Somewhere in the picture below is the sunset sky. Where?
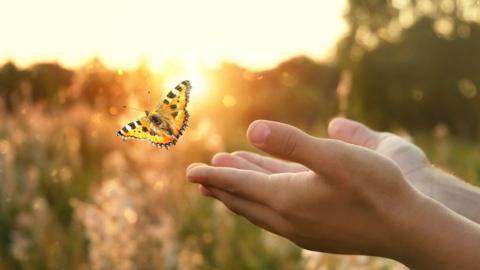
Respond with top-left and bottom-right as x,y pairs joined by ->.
0,1 -> 347,71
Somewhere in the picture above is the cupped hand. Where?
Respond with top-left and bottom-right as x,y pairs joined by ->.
186,120 -> 424,259
217,118 -> 434,196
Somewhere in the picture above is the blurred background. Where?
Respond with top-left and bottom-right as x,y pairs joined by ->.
0,0 -> 479,269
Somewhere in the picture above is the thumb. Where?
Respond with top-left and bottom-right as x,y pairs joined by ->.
328,118 -> 381,149
247,120 -> 343,174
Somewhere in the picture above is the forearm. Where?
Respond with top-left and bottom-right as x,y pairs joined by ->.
394,194 -> 480,269
413,166 -> 480,224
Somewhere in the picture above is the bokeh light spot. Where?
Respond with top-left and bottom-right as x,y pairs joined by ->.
222,96 -> 237,108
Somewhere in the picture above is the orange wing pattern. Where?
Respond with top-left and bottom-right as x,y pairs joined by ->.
157,80 -> 191,138
117,117 -> 177,148
117,80 -> 191,149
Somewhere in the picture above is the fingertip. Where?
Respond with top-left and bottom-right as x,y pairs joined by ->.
186,164 -> 210,182
187,162 -> 205,172
231,150 -> 249,156
247,120 -> 318,166
211,152 -> 230,165
327,117 -> 349,138
212,153 -> 244,168
328,117 -> 363,139
212,152 -> 256,170
327,118 -> 381,149
247,120 -> 271,146
231,151 -> 256,161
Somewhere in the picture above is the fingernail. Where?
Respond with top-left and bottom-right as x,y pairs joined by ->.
249,122 -> 270,146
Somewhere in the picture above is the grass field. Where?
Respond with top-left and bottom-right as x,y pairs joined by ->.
0,64 -> 478,270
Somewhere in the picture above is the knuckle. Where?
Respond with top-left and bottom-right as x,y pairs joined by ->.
225,182 -> 239,194
220,171 -> 239,194
281,129 -> 299,157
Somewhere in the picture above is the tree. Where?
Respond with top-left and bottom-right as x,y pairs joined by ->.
338,0 -> 480,137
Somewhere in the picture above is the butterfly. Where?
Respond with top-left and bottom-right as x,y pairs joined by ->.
117,80 -> 191,149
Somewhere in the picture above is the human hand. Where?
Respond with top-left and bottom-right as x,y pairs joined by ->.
187,120 -> 424,259
218,118 -> 433,200
327,118 -> 480,224
216,118 -> 430,185
187,120 -> 480,269
327,118 -> 432,191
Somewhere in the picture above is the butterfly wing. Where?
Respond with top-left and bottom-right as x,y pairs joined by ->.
155,80 -> 191,138
117,117 -> 178,148
117,80 -> 191,149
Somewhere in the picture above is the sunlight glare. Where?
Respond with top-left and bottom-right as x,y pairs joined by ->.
0,1 -> 346,70
163,71 -> 208,104
161,57 -> 209,103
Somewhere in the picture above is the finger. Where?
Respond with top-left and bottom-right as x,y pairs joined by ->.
327,117 -> 381,149
199,184 -> 214,197
187,162 -> 206,171
207,187 -> 290,236
211,152 -> 270,173
232,151 -> 308,173
187,165 -> 272,205
246,120 -> 347,175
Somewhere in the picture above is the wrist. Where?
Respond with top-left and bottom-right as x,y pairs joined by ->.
411,166 -> 480,224
390,193 -> 480,269
408,165 -> 446,202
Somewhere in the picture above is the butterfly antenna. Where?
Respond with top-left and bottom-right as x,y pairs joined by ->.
147,90 -> 151,108
121,105 -> 144,113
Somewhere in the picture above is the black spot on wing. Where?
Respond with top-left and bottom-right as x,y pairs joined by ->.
163,99 -> 169,105
150,114 -> 162,125
136,120 -> 141,126
171,111 -> 178,118
128,122 -> 135,129
122,127 -> 128,133
175,110 -> 189,138
142,127 -> 148,132
170,104 -> 177,109
182,80 -> 191,90
167,91 -> 176,99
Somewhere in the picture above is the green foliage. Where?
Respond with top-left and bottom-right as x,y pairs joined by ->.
350,18 -> 480,137
339,0 -> 480,138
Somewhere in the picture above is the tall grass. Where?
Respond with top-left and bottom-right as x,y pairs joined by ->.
1,62 -> 478,269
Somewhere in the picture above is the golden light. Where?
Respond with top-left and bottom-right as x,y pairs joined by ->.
161,57 -> 210,103
222,96 -> 237,108
162,72 -> 209,103
0,1 -> 346,70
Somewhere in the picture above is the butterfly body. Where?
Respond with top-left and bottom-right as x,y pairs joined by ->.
117,80 -> 191,149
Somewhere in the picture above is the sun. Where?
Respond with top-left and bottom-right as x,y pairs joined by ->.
163,72 -> 208,104
161,58 -> 210,104
188,73 -> 209,101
